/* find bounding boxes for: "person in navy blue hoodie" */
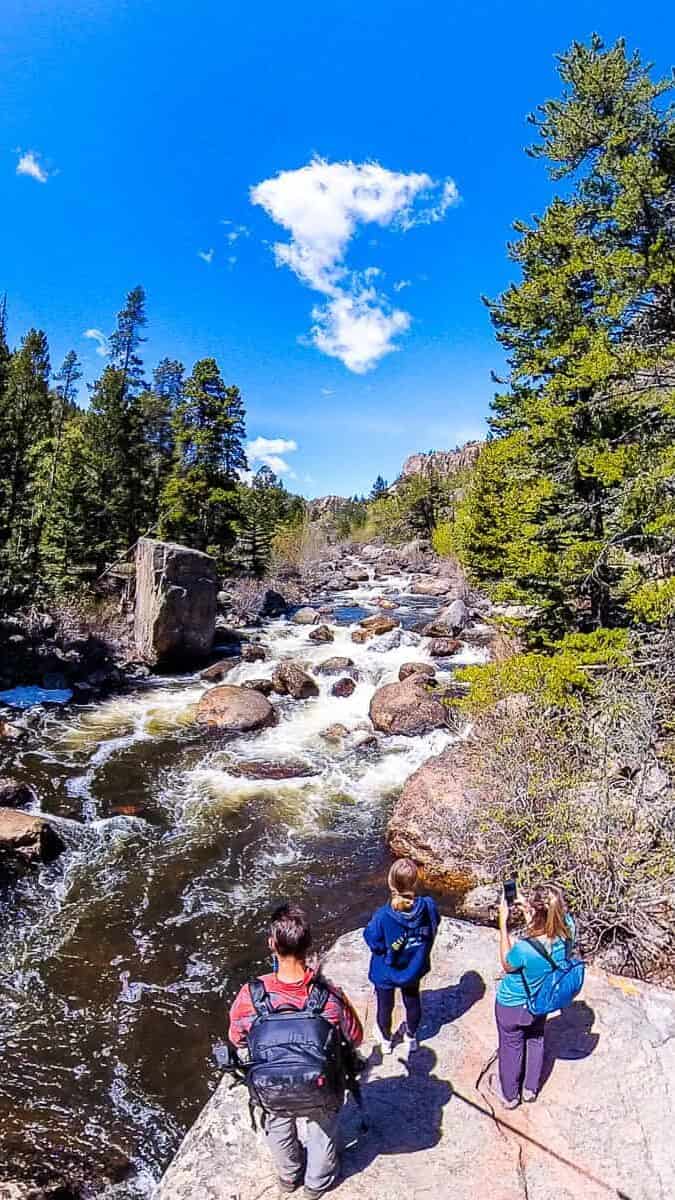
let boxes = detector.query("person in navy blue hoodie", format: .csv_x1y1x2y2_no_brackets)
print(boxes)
364,858,439,1057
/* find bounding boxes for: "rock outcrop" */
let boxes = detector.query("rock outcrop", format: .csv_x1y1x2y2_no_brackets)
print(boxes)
155,918,675,1200
134,539,218,666
398,661,435,682
369,678,449,737
400,441,482,480
387,742,488,886
0,809,64,864
195,685,277,732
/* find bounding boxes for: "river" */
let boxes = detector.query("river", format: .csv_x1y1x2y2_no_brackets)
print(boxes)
0,558,486,1197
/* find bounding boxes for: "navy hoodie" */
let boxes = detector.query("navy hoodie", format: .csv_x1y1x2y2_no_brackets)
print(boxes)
363,895,440,987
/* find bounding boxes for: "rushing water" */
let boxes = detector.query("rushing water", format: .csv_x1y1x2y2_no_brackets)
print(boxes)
0,562,487,1196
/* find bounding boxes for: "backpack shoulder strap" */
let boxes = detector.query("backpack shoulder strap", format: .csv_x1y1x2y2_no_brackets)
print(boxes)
304,979,331,1015
525,937,558,970
249,978,274,1017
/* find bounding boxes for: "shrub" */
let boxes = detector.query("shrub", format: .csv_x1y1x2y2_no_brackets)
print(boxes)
431,522,455,557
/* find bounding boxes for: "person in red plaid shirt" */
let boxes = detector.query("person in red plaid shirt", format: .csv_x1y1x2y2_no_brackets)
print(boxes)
229,903,363,1198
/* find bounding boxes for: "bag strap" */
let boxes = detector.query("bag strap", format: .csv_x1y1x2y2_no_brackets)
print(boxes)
525,937,559,970
305,980,330,1015
248,978,274,1017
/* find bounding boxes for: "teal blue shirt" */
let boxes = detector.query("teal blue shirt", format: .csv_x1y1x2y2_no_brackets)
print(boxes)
496,916,576,1007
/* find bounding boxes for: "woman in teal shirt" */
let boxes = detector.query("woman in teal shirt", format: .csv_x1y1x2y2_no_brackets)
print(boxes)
492,883,575,1108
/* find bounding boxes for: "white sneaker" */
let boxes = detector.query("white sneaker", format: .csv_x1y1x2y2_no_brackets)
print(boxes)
404,1034,419,1057
379,1035,393,1055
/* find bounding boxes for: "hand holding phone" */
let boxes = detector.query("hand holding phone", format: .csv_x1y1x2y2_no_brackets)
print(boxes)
503,877,517,905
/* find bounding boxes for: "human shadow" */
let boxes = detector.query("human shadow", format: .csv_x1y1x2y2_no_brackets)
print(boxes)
539,1000,599,1093
340,1046,454,1178
419,971,487,1038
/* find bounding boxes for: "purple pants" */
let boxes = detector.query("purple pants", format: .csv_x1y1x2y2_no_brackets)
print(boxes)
495,1000,546,1101
375,983,421,1038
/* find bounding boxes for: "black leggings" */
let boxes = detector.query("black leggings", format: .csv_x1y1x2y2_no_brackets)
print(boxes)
375,983,421,1037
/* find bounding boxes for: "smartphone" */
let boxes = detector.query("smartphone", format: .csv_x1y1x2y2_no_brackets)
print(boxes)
503,877,517,905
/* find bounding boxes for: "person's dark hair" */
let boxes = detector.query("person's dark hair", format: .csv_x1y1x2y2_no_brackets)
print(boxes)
269,903,312,958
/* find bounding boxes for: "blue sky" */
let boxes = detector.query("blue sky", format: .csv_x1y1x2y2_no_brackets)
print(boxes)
2,0,674,497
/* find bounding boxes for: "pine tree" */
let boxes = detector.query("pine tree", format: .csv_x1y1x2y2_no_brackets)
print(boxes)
480,36,675,630
0,329,52,582
86,286,152,568
36,413,97,590
141,358,184,516
370,474,388,500
159,357,247,560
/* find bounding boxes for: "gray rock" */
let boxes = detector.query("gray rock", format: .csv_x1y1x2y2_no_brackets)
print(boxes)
411,577,452,596
134,538,218,666
0,809,64,864
200,658,241,683
331,677,357,698
399,662,435,682
155,918,675,1200
292,607,320,625
308,625,335,644
240,679,274,696
315,657,357,677
439,597,470,632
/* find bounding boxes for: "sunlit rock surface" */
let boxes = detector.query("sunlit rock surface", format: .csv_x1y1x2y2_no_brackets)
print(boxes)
155,918,675,1200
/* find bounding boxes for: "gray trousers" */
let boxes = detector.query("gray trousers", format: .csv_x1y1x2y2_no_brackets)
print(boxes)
264,1107,340,1192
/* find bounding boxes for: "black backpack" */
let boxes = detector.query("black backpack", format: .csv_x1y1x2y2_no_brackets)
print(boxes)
243,977,348,1118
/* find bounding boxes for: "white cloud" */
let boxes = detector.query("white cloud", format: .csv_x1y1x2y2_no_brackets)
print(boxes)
320,387,334,397
221,221,249,243
83,328,109,358
250,157,458,372
227,255,237,267
198,248,214,264
247,435,299,477
393,279,411,292
16,150,49,183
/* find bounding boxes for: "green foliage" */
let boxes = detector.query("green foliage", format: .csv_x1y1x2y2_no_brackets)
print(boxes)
627,577,675,624
431,522,455,557
451,37,675,634
369,474,388,500
455,628,631,712
234,466,304,577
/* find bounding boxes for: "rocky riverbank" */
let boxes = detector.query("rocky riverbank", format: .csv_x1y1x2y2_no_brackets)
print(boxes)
155,917,675,1200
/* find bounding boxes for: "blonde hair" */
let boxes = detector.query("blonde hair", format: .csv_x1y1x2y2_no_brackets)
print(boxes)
388,858,418,912
526,883,569,942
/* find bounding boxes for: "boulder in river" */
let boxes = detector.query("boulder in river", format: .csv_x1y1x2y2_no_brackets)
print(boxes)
134,538,218,666
427,637,462,657
398,661,435,682
320,723,349,741
331,677,356,698
155,916,675,1200
272,661,320,700
200,658,241,683
241,643,267,663
0,808,64,864
226,759,319,780
308,625,335,644
260,589,288,618
359,615,398,636
241,679,274,696
196,685,277,733
420,620,453,638
439,597,470,632
387,741,488,885
315,657,357,677
369,677,449,737
0,778,38,809
292,607,320,625
411,576,452,596
345,567,369,582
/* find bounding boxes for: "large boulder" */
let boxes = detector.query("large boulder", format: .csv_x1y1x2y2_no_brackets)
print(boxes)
134,539,218,666
315,657,358,677
439,597,470,633
331,677,357,698
292,607,320,625
308,626,335,644
226,759,318,780
0,809,64,863
196,685,277,732
200,658,240,683
387,742,488,885
359,615,398,636
272,662,320,700
155,918,675,1200
428,638,462,657
369,678,449,737
399,661,435,682
411,577,452,597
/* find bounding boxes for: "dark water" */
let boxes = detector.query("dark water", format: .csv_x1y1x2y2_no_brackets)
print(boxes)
0,570,479,1196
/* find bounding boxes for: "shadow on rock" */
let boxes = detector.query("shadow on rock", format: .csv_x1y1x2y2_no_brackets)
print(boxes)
340,1047,453,1178
540,1000,599,1093
420,970,487,1038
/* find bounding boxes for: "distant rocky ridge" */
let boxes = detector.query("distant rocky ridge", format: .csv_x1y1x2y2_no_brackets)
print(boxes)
307,494,353,518
400,441,482,481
